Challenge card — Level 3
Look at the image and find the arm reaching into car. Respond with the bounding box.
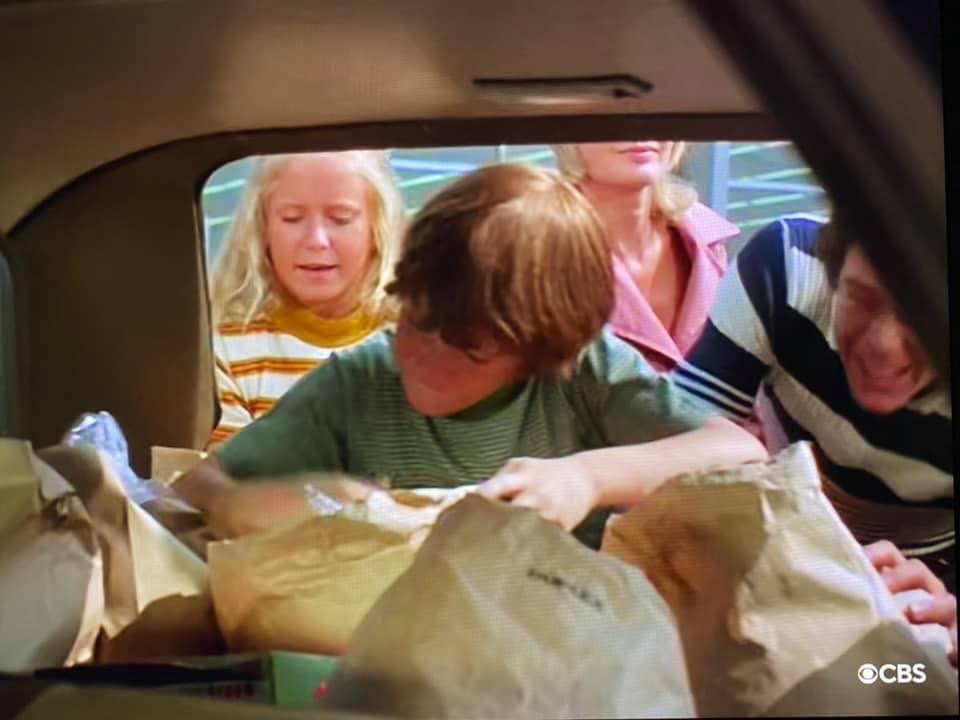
[480,415,767,530]
[864,539,957,667]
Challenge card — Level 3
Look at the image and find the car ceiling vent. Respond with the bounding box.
[473,75,653,107]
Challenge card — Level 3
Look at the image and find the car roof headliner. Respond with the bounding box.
[0,0,764,233]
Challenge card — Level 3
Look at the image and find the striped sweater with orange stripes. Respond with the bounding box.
[208,304,383,448]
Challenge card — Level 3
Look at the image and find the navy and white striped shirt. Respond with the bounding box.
[674,217,953,558]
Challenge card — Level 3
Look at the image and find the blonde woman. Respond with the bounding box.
[208,150,404,447]
[553,143,739,371]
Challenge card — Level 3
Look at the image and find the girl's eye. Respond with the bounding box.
[330,213,357,226]
[281,215,304,224]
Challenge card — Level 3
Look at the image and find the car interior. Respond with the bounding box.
[1,0,944,479]
[0,0,948,714]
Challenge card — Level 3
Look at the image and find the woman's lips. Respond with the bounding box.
[297,263,338,273]
[620,147,660,163]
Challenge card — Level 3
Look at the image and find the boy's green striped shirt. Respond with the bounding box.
[217,327,710,547]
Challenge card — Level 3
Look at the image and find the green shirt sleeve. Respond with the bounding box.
[215,357,347,480]
[573,328,714,447]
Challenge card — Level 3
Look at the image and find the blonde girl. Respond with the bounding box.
[208,150,404,446]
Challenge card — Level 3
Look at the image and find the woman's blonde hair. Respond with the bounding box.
[209,150,405,326]
[387,163,613,377]
[551,142,697,224]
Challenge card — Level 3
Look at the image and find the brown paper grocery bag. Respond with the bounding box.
[0,439,41,542]
[763,619,958,716]
[322,494,696,719]
[142,446,215,558]
[97,591,225,663]
[149,446,207,488]
[38,445,208,641]
[2,441,211,669]
[601,442,958,716]
[208,514,417,656]
[38,444,138,637]
[0,440,104,671]
[207,484,474,657]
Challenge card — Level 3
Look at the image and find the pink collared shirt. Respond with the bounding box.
[608,202,739,371]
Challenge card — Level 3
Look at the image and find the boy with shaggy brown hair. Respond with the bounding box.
[176,163,765,547]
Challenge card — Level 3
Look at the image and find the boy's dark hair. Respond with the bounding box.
[386,164,614,376]
[816,214,854,288]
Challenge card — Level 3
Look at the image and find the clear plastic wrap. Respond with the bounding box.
[63,411,160,505]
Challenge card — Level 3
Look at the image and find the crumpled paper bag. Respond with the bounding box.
[133,445,214,559]
[208,486,472,657]
[64,418,213,561]
[150,445,207,488]
[0,439,104,672]
[764,618,958,716]
[37,444,208,640]
[321,494,696,719]
[601,441,958,716]
[97,591,225,663]
[0,439,42,540]
[1,438,210,670]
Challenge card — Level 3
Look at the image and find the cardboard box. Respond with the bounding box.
[34,652,339,708]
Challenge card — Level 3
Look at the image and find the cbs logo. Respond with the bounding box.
[857,663,927,685]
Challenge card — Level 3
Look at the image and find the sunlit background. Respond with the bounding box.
[202,142,829,266]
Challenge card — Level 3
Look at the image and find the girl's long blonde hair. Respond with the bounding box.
[209,150,405,326]
[551,142,697,224]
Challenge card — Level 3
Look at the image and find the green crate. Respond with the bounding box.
[35,652,340,708]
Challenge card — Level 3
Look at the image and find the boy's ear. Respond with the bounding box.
[471,334,509,360]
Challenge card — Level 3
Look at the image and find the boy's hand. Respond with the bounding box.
[479,456,598,531]
[863,539,957,667]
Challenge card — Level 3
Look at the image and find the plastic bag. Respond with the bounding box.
[63,412,160,505]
